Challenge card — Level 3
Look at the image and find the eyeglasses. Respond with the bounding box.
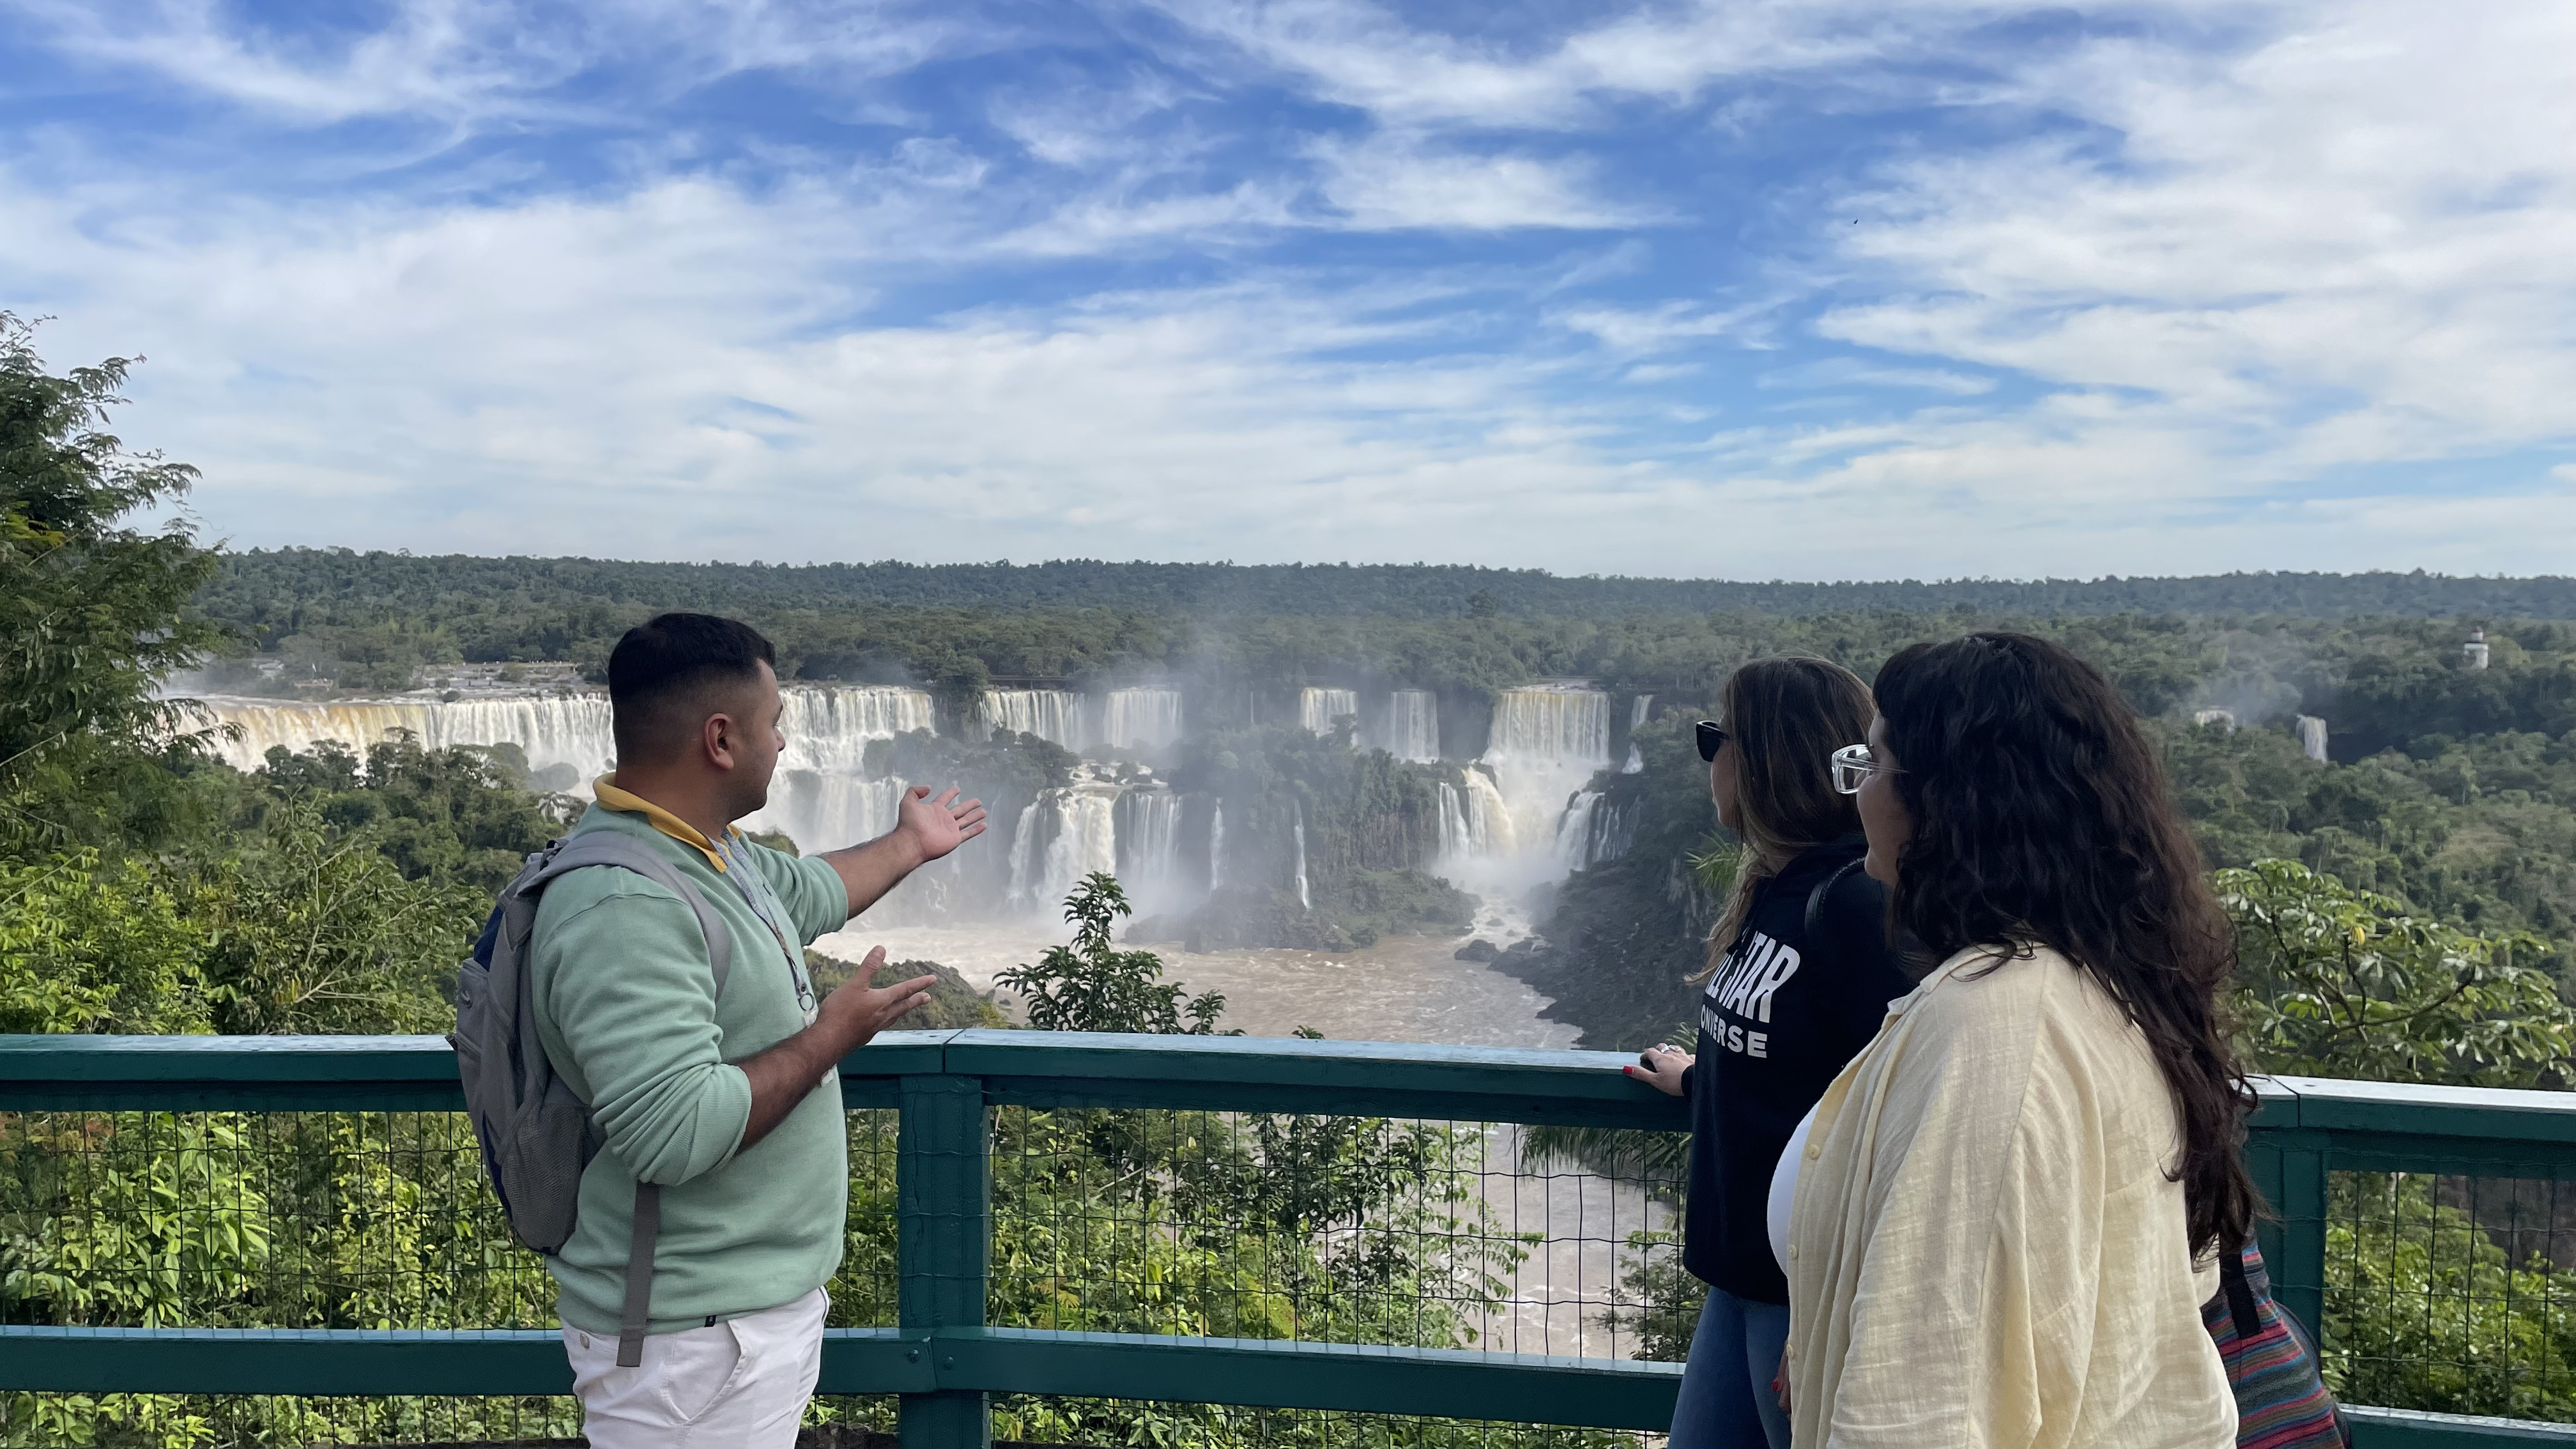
[1830,742,1896,795]
[1695,720,1729,762]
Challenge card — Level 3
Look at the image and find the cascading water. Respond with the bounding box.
[1292,800,1310,910]
[1621,694,1653,774]
[1379,689,1439,762]
[1552,791,1604,872]
[778,688,937,771]
[758,775,911,851]
[197,687,942,855]
[1478,686,1612,861]
[979,690,1087,751]
[1100,689,1184,749]
[1209,803,1226,890]
[198,695,617,783]
[1035,788,1117,902]
[1436,783,1469,862]
[1300,687,1360,736]
[1116,790,1184,904]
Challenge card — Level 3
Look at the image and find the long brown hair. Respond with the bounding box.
[1695,656,1876,981]
[1872,632,2260,1257]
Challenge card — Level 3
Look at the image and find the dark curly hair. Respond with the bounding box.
[1873,632,2258,1257]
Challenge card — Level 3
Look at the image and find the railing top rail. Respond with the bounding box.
[0,1029,1690,1124]
[6,1034,2572,1142]
[2255,1073,2576,1144]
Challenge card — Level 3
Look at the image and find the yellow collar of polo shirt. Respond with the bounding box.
[590,774,733,873]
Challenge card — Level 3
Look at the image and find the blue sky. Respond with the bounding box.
[2,1,2570,579]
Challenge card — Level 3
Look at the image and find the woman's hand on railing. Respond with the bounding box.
[1624,1043,1692,1096]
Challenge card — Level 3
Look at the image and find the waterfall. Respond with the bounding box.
[1209,802,1226,891]
[2297,716,2329,763]
[1100,689,1184,749]
[776,687,937,771]
[1552,791,1604,872]
[196,684,934,795]
[1379,689,1439,762]
[1436,783,1470,862]
[1300,687,1360,737]
[1116,790,1183,894]
[1292,800,1310,910]
[979,690,1087,751]
[196,694,617,782]
[1621,694,1653,774]
[1588,797,1641,866]
[1007,801,1045,905]
[1437,766,1517,875]
[1479,685,1613,857]
[1007,788,1119,912]
[757,774,909,849]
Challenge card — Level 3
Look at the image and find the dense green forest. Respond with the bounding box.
[17,321,2576,1435]
[203,548,2576,644]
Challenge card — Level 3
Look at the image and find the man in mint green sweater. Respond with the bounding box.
[530,613,986,1448]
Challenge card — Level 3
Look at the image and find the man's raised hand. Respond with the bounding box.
[895,785,987,864]
[820,945,939,1050]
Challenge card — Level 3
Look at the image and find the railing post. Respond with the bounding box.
[2246,1127,2331,1340]
[899,1073,991,1449]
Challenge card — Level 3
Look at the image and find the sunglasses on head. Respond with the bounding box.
[1695,720,1729,762]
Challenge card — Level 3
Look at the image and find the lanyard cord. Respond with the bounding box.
[712,834,816,1015]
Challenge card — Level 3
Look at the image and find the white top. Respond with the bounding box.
[1768,1103,1814,1275]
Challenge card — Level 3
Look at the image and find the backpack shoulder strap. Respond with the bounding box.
[520,830,737,1368]
[1806,857,1867,940]
[533,831,734,998]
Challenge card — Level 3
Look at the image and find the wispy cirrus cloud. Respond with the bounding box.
[0,0,2568,578]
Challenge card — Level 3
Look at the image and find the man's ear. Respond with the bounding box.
[700,708,739,770]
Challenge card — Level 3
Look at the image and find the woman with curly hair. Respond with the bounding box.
[1778,633,2248,1448]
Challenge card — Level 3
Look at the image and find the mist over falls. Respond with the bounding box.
[192,677,1657,946]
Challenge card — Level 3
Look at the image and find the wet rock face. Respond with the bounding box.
[1492,854,1713,1052]
[1453,938,1499,962]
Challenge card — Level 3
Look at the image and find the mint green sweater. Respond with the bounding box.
[528,802,852,1334]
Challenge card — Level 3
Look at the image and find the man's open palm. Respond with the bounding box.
[897,785,987,862]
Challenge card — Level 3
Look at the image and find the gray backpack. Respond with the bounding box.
[450,832,735,1367]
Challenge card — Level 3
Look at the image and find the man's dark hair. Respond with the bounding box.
[608,613,776,764]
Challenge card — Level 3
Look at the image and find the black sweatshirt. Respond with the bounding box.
[1680,832,1914,1302]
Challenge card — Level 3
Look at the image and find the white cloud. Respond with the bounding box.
[3,0,2572,579]
[1814,0,2576,486]
[0,0,966,127]
[1554,300,1774,355]
[1308,132,1651,230]
[1153,0,1973,130]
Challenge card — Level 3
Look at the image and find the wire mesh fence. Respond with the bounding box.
[985,1395,1652,1449]
[2325,1168,2576,1422]
[986,1107,1683,1362]
[0,1106,902,1446]
[34,1089,2576,1444]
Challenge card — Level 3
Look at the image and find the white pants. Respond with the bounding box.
[564,1287,827,1448]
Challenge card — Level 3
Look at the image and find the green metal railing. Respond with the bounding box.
[4,1031,2576,1448]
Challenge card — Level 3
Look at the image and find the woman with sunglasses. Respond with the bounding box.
[1625,657,1916,1449]
[1778,633,2244,1448]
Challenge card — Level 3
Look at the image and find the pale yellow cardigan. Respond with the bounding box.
[1782,944,2235,1448]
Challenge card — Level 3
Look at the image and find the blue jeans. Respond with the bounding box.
[1669,1287,1791,1449]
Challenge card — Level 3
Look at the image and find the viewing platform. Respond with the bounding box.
[6,1031,2576,1447]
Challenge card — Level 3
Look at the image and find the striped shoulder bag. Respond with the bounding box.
[2202,1239,2347,1449]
